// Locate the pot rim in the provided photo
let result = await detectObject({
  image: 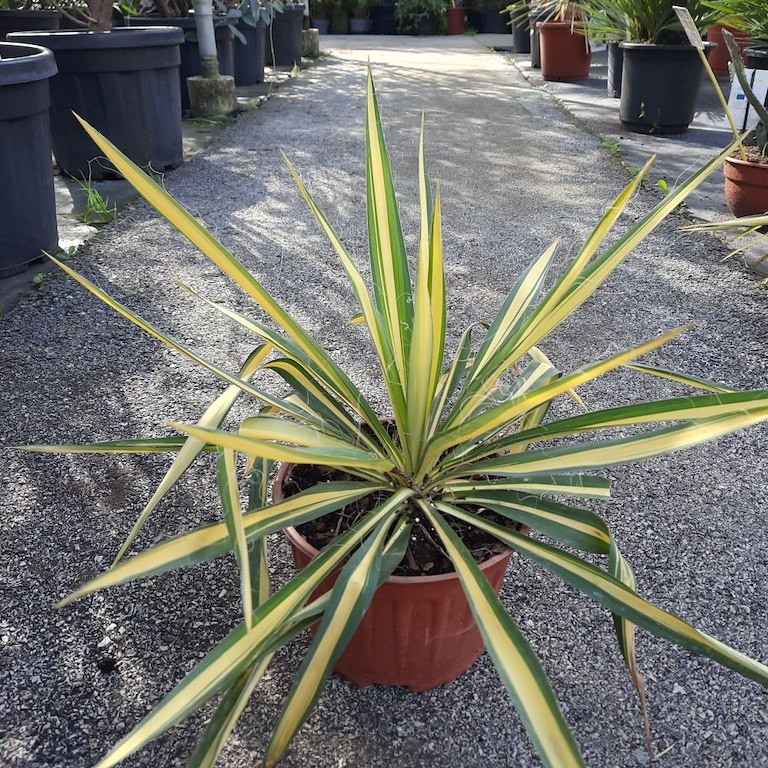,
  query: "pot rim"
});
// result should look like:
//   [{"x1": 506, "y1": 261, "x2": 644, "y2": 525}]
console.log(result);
[
  {"x1": 0, "y1": 41, "x2": 57, "y2": 86},
  {"x1": 0, "y1": 8, "x2": 60, "y2": 17},
  {"x1": 619, "y1": 41, "x2": 716, "y2": 51},
  {"x1": 725, "y1": 154, "x2": 768, "y2": 170},
  {"x1": 8, "y1": 26, "x2": 184, "y2": 50},
  {"x1": 276, "y1": 461, "x2": 512, "y2": 585}
]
